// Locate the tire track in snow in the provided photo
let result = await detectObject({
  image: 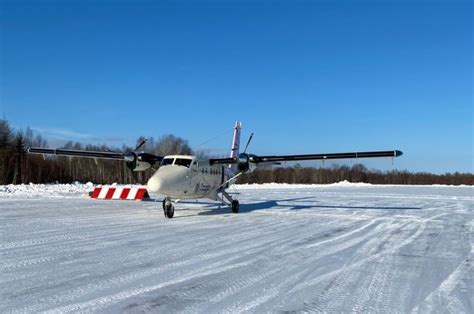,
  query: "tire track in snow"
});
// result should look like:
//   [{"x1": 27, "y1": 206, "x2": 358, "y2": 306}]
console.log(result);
[
  {"x1": 197, "y1": 220, "x2": 369, "y2": 310},
  {"x1": 319, "y1": 222, "x2": 411, "y2": 312},
  {"x1": 214, "y1": 218, "x2": 386, "y2": 312},
  {"x1": 342, "y1": 220, "x2": 425, "y2": 312},
  {"x1": 45, "y1": 261, "x2": 254, "y2": 313},
  {"x1": 32, "y1": 219, "x2": 336, "y2": 312},
  {"x1": 136, "y1": 218, "x2": 350, "y2": 308},
  {"x1": 11, "y1": 219, "x2": 319, "y2": 312},
  {"x1": 24, "y1": 218, "x2": 362, "y2": 312},
  {"x1": 284, "y1": 219, "x2": 426, "y2": 312},
  {"x1": 412, "y1": 219, "x2": 474, "y2": 313}
]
